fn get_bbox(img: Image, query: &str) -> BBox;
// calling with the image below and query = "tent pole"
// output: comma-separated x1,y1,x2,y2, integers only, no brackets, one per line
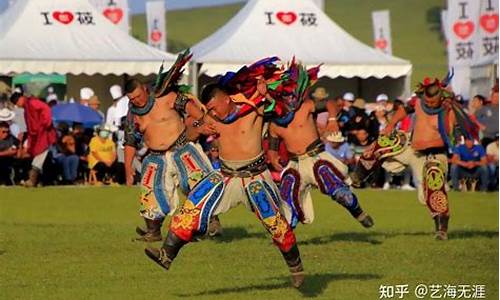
189,62,199,97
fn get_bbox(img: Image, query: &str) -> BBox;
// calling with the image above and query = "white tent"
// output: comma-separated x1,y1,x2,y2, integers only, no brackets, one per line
0,0,175,75
191,0,412,99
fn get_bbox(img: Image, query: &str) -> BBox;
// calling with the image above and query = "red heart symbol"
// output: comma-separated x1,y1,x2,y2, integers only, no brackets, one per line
375,38,388,50
453,21,475,40
480,14,499,33
52,11,74,24
151,30,162,42
103,8,123,24
276,12,297,25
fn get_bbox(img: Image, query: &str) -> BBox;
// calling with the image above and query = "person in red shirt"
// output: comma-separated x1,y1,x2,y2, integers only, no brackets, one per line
10,92,57,187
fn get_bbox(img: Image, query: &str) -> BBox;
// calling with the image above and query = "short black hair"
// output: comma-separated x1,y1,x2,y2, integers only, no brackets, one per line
473,94,486,104
0,121,9,129
200,83,221,105
9,92,22,105
124,78,143,94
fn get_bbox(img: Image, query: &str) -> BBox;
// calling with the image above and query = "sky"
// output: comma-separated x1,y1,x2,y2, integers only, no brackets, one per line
0,0,246,14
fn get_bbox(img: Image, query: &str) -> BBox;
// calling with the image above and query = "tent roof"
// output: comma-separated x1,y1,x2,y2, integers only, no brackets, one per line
0,0,176,75
192,0,412,79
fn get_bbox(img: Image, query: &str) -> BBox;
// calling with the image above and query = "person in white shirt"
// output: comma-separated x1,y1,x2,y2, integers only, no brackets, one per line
106,84,129,128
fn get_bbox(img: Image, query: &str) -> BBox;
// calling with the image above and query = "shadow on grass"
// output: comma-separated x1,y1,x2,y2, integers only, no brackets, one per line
299,230,498,246
209,226,267,243
175,272,381,298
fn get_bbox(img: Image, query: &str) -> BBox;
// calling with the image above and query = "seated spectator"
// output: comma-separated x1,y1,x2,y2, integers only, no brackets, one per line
207,142,221,171
450,137,489,191
54,123,80,184
0,121,19,185
88,125,118,184
486,134,499,190
324,131,354,168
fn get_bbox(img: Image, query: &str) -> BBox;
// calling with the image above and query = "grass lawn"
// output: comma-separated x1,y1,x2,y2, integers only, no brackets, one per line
131,0,448,87
0,187,498,299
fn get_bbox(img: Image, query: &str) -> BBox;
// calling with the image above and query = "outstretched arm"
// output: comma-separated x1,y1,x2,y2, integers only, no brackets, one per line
267,124,283,172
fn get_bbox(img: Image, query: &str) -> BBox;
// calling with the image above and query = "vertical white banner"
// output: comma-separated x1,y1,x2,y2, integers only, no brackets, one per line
372,10,392,55
441,10,449,45
146,0,167,52
477,0,499,62
447,0,481,66
311,0,324,11
89,0,130,33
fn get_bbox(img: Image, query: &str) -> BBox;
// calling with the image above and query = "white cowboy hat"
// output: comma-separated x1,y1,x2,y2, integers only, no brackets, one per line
325,131,345,143
343,92,355,102
0,108,15,122
80,87,94,100
376,93,389,102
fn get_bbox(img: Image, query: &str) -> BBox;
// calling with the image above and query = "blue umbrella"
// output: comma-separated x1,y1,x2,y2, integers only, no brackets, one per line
52,103,103,127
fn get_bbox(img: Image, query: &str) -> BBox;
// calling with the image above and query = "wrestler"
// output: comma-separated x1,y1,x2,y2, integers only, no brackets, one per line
144,76,305,288
268,96,374,229
124,50,221,242
353,75,477,240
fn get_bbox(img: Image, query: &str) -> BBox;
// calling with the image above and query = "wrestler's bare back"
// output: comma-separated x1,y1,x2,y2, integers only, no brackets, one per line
135,92,185,151
209,108,264,161
270,100,320,155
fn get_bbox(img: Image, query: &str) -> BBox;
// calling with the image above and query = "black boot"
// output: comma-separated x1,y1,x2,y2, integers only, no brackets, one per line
145,231,187,270
281,244,305,288
208,215,223,237
434,215,449,241
135,218,163,242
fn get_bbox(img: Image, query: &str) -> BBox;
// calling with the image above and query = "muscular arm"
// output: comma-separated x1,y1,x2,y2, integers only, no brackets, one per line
124,145,136,186
267,124,283,171
325,99,340,133
382,105,408,135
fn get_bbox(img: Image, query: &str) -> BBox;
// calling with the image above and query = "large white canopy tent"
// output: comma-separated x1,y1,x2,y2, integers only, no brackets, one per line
191,0,412,100
0,0,176,104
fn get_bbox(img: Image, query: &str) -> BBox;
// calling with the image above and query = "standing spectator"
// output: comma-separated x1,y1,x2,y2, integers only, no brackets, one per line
486,134,499,190
10,92,57,187
88,95,105,120
338,92,356,129
0,121,19,185
106,84,129,128
324,131,354,168
80,87,94,106
54,124,79,184
88,125,117,184
475,85,499,148
450,137,489,191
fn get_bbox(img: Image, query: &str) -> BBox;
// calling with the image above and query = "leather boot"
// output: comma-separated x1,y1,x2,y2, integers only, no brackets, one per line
357,212,375,228
135,218,163,242
281,244,305,288
208,215,223,237
23,169,39,188
145,231,187,270
434,215,449,241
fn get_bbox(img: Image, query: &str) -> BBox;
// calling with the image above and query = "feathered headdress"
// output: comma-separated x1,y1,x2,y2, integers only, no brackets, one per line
154,49,192,98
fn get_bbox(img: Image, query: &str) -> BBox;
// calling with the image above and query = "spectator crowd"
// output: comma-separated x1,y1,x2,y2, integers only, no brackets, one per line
0,82,498,192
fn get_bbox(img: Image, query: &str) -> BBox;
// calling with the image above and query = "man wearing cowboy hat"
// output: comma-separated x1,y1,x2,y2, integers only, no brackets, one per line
0,121,19,185
0,108,19,138
324,131,354,167
268,93,374,230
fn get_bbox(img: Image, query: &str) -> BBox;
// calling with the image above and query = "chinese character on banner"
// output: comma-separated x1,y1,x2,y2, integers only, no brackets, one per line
89,0,130,33
264,11,318,27
40,11,96,26
478,0,499,61
372,10,392,55
447,0,481,66
146,0,167,51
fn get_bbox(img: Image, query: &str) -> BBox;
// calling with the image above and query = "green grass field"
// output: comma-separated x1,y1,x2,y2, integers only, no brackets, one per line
0,187,498,299
131,0,448,87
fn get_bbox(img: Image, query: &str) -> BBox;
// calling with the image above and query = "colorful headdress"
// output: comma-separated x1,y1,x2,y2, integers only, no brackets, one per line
154,49,192,98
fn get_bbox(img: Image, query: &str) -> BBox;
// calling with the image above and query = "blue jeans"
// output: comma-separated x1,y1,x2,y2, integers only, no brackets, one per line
56,154,79,182
488,164,499,189
450,164,489,191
